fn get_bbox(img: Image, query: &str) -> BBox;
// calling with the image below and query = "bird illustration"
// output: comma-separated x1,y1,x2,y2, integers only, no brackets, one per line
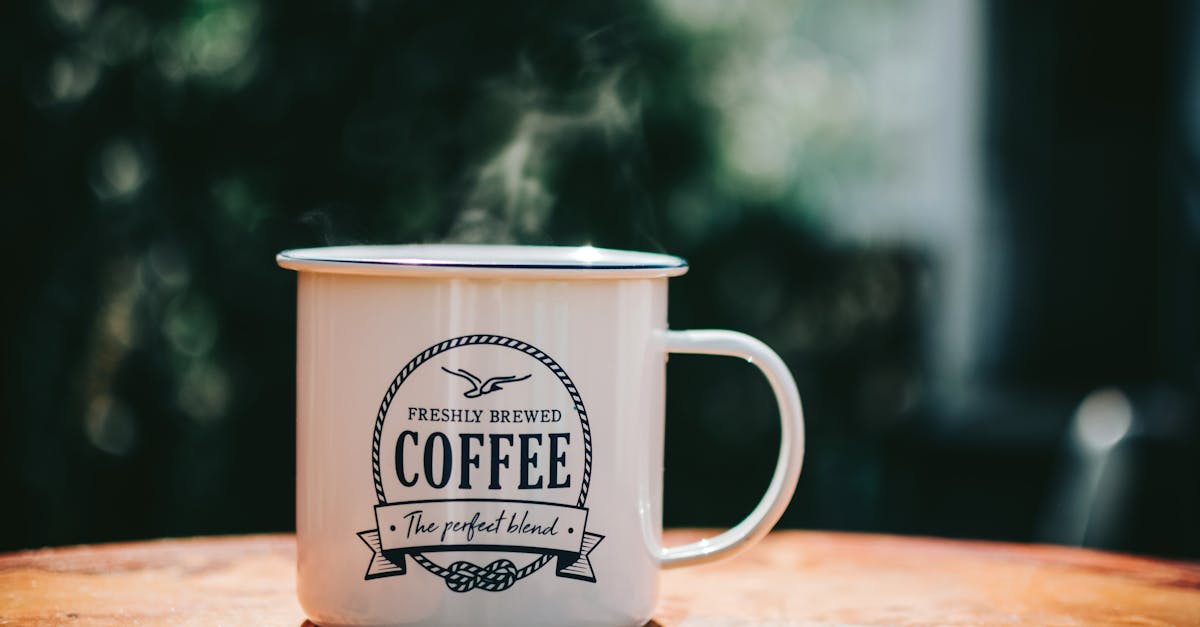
441,366,531,398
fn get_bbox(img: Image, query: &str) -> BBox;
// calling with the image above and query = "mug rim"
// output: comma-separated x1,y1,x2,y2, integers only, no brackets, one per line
276,244,689,279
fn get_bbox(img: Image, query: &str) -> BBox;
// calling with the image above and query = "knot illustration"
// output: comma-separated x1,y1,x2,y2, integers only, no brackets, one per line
444,559,519,592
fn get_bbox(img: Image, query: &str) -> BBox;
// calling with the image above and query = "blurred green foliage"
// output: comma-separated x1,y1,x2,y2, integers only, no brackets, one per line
6,0,1196,558
4,0,928,550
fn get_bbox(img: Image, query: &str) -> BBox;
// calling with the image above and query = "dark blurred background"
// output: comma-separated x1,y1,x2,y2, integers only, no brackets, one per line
4,0,1199,558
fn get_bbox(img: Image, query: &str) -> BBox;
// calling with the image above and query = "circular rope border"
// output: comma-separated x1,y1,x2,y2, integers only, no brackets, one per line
370,334,593,589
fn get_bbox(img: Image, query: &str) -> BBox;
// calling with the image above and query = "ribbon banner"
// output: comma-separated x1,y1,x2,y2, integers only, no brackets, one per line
358,499,603,583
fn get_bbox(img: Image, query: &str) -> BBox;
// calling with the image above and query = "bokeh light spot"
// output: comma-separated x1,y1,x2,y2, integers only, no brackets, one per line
47,54,100,104
90,139,147,201
148,242,192,289
86,6,151,66
162,293,219,357
1073,388,1134,451
49,0,97,31
154,0,260,87
176,360,232,422
85,395,138,456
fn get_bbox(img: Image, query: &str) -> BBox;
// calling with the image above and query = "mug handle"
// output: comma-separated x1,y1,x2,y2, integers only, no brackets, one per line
658,329,806,568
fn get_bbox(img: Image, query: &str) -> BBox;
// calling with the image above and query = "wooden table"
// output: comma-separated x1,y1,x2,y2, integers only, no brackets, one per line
1,530,1197,625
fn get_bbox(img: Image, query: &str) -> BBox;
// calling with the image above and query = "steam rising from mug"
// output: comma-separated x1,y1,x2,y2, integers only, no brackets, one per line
298,63,642,246
448,66,640,243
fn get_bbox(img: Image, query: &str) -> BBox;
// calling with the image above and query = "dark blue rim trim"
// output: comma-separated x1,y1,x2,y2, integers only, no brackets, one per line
280,255,688,271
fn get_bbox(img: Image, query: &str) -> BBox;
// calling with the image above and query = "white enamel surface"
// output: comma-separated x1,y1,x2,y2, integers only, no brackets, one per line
294,273,667,626
278,245,688,279
658,330,805,567
285,250,805,627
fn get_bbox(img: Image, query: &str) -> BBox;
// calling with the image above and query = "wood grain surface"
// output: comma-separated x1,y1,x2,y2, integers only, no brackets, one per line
1,530,1197,625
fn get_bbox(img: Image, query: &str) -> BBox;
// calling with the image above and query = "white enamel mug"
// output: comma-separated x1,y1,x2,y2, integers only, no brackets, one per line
277,245,805,627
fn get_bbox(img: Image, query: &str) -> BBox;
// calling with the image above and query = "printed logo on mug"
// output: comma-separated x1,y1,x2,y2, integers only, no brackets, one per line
278,245,805,627
358,334,604,591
